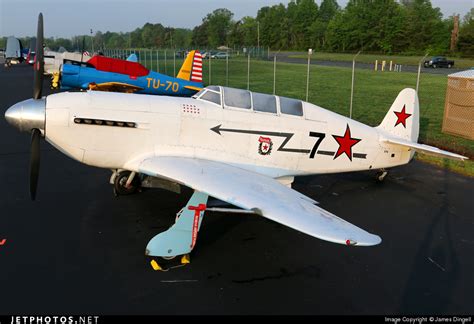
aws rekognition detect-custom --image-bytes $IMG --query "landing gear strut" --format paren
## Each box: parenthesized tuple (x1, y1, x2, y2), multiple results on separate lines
(376, 169, 388, 182)
(113, 170, 140, 196)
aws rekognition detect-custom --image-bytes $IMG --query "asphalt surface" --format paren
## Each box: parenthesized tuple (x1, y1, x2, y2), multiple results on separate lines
(0, 64, 473, 315)
(271, 52, 465, 75)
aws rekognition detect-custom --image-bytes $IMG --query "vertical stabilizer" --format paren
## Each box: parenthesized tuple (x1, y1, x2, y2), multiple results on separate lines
(377, 88, 419, 142)
(177, 50, 203, 83)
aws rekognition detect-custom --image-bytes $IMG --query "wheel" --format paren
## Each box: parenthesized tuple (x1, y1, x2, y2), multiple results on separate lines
(113, 171, 140, 195)
(433, 64, 437, 68)
(375, 170, 388, 183)
(448, 64, 451, 68)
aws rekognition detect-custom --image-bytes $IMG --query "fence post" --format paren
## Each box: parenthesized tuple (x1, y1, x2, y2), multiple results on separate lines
(273, 55, 276, 95)
(416, 53, 429, 94)
(350, 50, 361, 119)
(375, 60, 378, 71)
(164, 50, 167, 75)
(173, 50, 176, 76)
(226, 49, 229, 87)
(150, 49, 153, 71)
(306, 49, 313, 102)
(156, 50, 159, 73)
(247, 54, 250, 90)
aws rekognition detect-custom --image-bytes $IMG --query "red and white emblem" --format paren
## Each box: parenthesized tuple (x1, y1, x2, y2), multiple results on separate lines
(258, 136, 273, 155)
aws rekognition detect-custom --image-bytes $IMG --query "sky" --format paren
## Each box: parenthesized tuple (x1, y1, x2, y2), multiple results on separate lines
(0, 0, 473, 38)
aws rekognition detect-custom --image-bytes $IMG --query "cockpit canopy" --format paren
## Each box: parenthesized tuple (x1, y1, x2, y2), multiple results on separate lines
(193, 86, 304, 117)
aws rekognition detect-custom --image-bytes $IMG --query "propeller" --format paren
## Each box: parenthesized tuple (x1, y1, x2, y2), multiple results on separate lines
(31, 12, 44, 200)
(33, 13, 44, 99)
(29, 129, 41, 200)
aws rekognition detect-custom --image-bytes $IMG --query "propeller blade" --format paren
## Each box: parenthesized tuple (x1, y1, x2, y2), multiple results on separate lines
(33, 13, 44, 100)
(29, 129, 41, 201)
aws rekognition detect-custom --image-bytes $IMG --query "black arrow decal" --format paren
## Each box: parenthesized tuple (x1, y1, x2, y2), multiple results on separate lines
(211, 124, 310, 154)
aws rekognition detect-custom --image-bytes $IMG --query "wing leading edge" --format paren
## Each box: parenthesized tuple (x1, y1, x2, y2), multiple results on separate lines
(88, 82, 144, 93)
(137, 157, 381, 247)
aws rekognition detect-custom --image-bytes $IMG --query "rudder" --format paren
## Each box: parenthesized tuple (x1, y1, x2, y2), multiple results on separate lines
(176, 50, 203, 83)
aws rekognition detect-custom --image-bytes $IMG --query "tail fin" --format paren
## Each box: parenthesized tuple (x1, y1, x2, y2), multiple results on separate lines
(377, 88, 419, 142)
(126, 53, 138, 62)
(377, 88, 468, 161)
(176, 50, 203, 83)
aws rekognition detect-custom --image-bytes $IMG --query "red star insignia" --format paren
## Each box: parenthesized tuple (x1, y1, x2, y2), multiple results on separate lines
(394, 105, 412, 128)
(332, 124, 361, 161)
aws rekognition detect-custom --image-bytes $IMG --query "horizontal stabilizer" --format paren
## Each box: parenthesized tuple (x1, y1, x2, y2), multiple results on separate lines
(380, 135, 468, 161)
(184, 85, 203, 91)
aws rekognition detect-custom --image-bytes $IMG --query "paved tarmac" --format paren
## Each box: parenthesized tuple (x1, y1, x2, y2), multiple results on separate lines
(0, 64, 473, 315)
(271, 51, 466, 75)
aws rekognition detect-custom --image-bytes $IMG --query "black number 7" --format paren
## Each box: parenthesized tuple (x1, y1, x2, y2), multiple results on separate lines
(309, 132, 326, 159)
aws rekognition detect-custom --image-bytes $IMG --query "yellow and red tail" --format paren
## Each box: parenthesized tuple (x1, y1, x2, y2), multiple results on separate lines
(177, 50, 203, 83)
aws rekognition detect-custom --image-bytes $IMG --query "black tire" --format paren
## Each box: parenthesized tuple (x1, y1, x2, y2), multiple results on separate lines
(114, 171, 140, 195)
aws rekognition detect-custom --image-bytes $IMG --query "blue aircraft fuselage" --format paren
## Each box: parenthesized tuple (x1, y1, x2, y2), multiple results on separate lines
(61, 62, 202, 97)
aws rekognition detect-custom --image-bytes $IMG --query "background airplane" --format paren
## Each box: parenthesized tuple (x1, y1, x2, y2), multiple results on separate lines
(4, 36, 24, 67)
(44, 48, 92, 75)
(55, 50, 204, 96)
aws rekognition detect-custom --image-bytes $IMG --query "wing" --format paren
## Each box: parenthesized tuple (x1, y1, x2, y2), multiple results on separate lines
(380, 135, 468, 161)
(137, 157, 381, 246)
(88, 82, 143, 93)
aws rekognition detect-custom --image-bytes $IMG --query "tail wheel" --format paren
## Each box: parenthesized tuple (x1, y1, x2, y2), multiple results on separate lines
(375, 170, 388, 183)
(114, 171, 140, 195)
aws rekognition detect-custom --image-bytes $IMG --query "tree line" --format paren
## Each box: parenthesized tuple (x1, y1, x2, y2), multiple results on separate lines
(1, 0, 473, 56)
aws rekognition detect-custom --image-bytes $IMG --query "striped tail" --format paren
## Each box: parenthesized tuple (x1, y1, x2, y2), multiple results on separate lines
(177, 50, 203, 83)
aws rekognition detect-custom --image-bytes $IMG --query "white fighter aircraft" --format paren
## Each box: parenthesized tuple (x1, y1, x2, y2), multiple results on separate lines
(4, 14, 468, 262)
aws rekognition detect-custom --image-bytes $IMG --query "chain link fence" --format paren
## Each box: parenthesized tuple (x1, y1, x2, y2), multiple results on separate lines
(101, 48, 473, 160)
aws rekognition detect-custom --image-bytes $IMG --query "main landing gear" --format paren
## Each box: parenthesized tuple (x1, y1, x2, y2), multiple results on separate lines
(113, 170, 141, 196)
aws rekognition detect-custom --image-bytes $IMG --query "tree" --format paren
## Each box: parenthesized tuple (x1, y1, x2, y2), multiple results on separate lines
(204, 8, 234, 47)
(257, 4, 289, 49)
(458, 8, 474, 56)
(191, 22, 209, 47)
(311, 0, 340, 49)
(400, 0, 448, 53)
(230, 16, 258, 47)
(326, 0, 409, 53)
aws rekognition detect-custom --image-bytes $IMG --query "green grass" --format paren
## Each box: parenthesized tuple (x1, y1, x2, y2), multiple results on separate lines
(140, 56, 474, 177)
(288, 52, 474, 69)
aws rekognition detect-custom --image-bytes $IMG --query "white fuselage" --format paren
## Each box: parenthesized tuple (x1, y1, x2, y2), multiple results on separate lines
(44, 90, 411, 178)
